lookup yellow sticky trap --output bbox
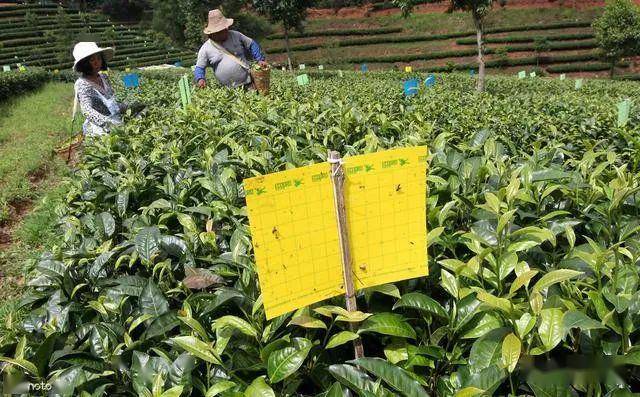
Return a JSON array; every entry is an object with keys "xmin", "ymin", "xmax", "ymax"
[
  {"xmin": 245, "ymin": 163, "xmax": 343, "ymax": 319},
  {"xmin": 245, "ymin": 147, "xmax": 428, "ymax": 319},
  {"xmin": 344, "ymin": 147, "xmax": 428, "ymax": 289},
  {"xmin": 405, "ymin": 66, "xmax": 412, "ymax": 73}
]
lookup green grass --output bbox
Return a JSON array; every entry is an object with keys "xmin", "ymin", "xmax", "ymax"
[
  {"xmin": 0, "ymin": 83, "xmax": 74, "ymax": 340},
  {"xmin": 0, "ymin": 184, "xmax": 67, "ymax": 345},
  {"xmin": 0, "ymin": 82, "xmax": 74, "ymax": 222}
]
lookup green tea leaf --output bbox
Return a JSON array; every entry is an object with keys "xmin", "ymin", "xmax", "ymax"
[
  {"xmin": 0, "ymin": 356, "xmax": 39, "ymax": 377},
  {"xmin": 328, "ymin": 364, "xmax": 377, "ymax": 394},
  {"xmin": 170, "ymin": 336, "xmax": 220, "ymax": 364},
  {"xmin": 469, "ymin": 328, "xmax": 510, "ymax": 373},
  {"xmin": 393, "ymin": 292, "xmax": 448, "ymax": 318},
  {"xmin": 501, "ymin": 333, "xmax": 521, "ymax": 373},
  {"xmin": 562, "ymin": 310, "xmax": 605, "ymax": 333},
  {"xmin": 245, "ymin": 376, "xmax": 275, "ymax": 397},
  {"xmin": 326, "ymin": 331, "xmax": 360, "ymax": 349},
  {"xmin": 139, "ymin": 279, "xmax": 169, "ymax": 317},
  {"xmin": 359, "ymin": 313, "xmax": 416, "ymax": 339},
  {"xmin": 205, "ymin": 381, "xmax": 236, "ymax": 397},
  {"xmin": 135, "ymin": 226, "xmax": 161, "ymax": 263},
  {"xmin": 213, "ymin": 315, "xmax": 258, "ymax": 339},
  {"xmin": 351, "ymin": 357, "xmax": 429, "ymax": 397},
  {"xmin": 267, "ymin": 338, "xmax": 312, "ymax": 383},
  {"xmin": 532, "ymin": 269, "xmax": 582, "ymax": 294},
  {"xmin": 288, "ymin": 315, "xmax": 327, "ymax": 329},
  {"xmin": 538, "ymin": 308, "xmax": 564, "ymax": 352}
]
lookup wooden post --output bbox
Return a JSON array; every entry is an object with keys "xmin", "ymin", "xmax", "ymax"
[{"xmin": 328, "ymin": 150, "xmax": 365, "ymax": 359}]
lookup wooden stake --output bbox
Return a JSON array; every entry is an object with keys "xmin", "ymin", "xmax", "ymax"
[{"xmin": 328, "ymin": 150, "xmax": 365, "ymax": 359}]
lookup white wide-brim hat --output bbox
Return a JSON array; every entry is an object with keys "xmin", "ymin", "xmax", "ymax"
[
  {"xmin": 203, "ymin": 9, "xmax": 233, "ymax": 35},
  {"xmin": 72, "ymin": 42, "xmax": 114, "ymax": 72}
]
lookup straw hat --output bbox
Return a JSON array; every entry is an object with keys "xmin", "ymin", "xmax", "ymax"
[
  {"xmin": 72, "ymin": 42, "xmax": 114, "ymax": 72},
  {"xmin": 203, "ymin": 9, "xmax": 233, "ymax": 35}
]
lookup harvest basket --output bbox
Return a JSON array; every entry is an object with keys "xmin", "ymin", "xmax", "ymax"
[
  {"xmin": 54, "ymin": 133, "xmax": 84, "ymax": 162},
  {"xmin": 251, "ymin": 67, "xmax": 271, "ymax": 95}
]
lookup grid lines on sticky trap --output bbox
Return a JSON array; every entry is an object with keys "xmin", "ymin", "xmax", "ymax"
[
  {"xmin": 343, "ymin": 146, "xmax": 428, "ymax": 290},
  {"xmin": 244, "ymin": 162, "xmax": 344, "ymax": 319}
]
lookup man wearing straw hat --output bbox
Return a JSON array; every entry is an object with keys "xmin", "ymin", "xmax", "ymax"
[{"xmin": 194, "ymin": 9, "xmax": 268, "ymax": 89}]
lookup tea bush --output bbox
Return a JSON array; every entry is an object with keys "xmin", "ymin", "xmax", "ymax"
[
  {"xmin": 2, "ymin": 71, "xmax": 640, "ymax": 396},
  {"xmin": 0, "ymin": 69, "xmax": 49, "ymax": 102}
]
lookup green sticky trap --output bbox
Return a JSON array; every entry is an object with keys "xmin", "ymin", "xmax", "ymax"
[
  {"xmin": 185, "ymin": 80, "xmax": 192, "ymax": 104},
  {"xmin": 178, "ymin": 76, "xmax": 189, "ymax": 109},
  {"xmin": 297, "ymin": 74, "xmax": 309, "ymax": 86},
  {"xmin": 575, "ymin": 79, "xmax": 583, "ymax": 90},
  {"xmin": 618, "ymin": 99, "xmax": 631, "ymax": 127},
  {"xmin": 559, "ymin": 74, "xmax": 566, "ymax": 81},
  {"xmin": 2, "ymin": 65, "xmax": 9, "ymax": 72},
  {"xmin": 518, "ymin": 71, "xmax": 526, "ymax": 79}
]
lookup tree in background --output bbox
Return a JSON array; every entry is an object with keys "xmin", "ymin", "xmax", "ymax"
[
  {"xmin": 393, "ymin": 0, "xmax": 496, "ymax": 92},
  {"xmin": 253, "ymin": 0, "xmax": 314, "ymax": 71},
  {"xmin": 152, "ymin": 0, "xmax": 271, "ymax": 49},
  {"xmin": 101, "ymin": 0, "xmax": 148, "ymax": 21},
  {"xmin": 593, "ymin": 0, "xmax": 640, "ymax": 78},
  {"xmin": 533, "ymin": 36, "xmax": 550, "ymax": 68}
]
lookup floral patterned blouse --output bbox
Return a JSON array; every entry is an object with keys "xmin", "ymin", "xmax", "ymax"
[{"xmin": 74, "ymin": 73, "xmax": 127, "ymax": 130}]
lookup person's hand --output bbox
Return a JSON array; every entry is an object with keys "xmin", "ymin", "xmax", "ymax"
[{"xmin": 197, "ymin": 79, "xmax": 206, "ymax": 89}]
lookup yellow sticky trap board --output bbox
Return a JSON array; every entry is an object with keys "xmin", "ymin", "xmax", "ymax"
[
  {"xmin": 245, "ymin": 162, "xmax": 344, "ymax": 319},
  {"xmin": 245, "ymin": 146, "xmax": 428, "ymax": 319},
  {"xmin": 344, "ymin": 147, "xmax": 428, "ymax": 290}
]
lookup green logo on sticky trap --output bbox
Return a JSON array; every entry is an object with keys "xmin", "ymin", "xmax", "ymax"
[
  {"xmin": 365, "ymin": 164, "xmax": 374, "ymax": 172},
  {"xmin": 256, "ymin": 187, "xmax": 267, "ymax": 195},
  {"xmin": 399, "ymin": 159, "xmax": 409, "ymax": 166},
  {"xmin": 347, "ymin": 165, "xmax": 364, "ymax": 175},
  {"xmin": 382, "ymin": 159, "xmax": 398, "ymax": 169},
  {"xmin": 245, "ymin": 189, "xmax": 254, "ymax": 196},
  {"xmin": 312, "ymin": 172, "xmax": 328, "ymax": 182},
  {"xmin": 418, "ymin": 155, "xmax": 428, "ymax": 163},
  {"xmin": 294, "ymin": 179, "xmax": 303, "ymax": 187},
  {"xmin": 275, "ymin": 180, "xmax": 292, "ymax": 191}
]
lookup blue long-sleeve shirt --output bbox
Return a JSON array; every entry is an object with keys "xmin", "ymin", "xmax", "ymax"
[{"xmin": 194, "ymin": 32, "xmax": 265, "ymax": 85}]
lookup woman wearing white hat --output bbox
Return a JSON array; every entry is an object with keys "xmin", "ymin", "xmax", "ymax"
[
  {"xmin": 194, "ymin": 9, "xmax": 268, "ymax": 89},
  {"xmin": 72, "ymin": 42, "xmax": 128, "ymax": 136}
]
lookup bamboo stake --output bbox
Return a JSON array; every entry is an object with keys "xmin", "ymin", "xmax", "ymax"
[{"xmin": 328, "ymin": 150, "xmax": 365, "ymax": 359}]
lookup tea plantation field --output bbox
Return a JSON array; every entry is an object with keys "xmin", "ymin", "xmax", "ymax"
[{"xmin": 1, "ymin": 70, "xmax": 640, "ymax": 396}]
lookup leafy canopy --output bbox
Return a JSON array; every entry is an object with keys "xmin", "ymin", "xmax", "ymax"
[
  {"xmin": 393, "ymin": 0, "xmax": 494, "ymax": 17},
  {"xmin": 253, "ymin": 0, "xmax": 314, "ymax": 30},
  {"xmin": 593, "ymin": 0, "xmax": 640, "ymax": 60}
]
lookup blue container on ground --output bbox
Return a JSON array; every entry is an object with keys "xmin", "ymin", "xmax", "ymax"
[
  {"xmin": 123, "ymin": 73, "xmax": 140, "ymax": 88},
  {"xmin": 404, "ymin": 79, "xmax": 419, "ymax": 97},
  {"xmin": 425, "ymin": 75, "xmax": 436, "ymax": 87},
  {"xmin": 361, "ymin": 64, "xmax": 368, "ymax": 72}
]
